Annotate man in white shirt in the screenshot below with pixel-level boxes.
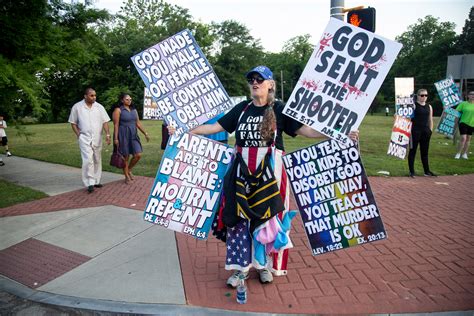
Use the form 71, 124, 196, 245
0, 114, 12, 157
69, 88, 111, 193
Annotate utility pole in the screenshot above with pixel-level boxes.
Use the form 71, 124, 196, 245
280, 70, 284, 102
330, 0, 345, 21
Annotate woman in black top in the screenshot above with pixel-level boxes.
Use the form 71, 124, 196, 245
408, 89, 436, 177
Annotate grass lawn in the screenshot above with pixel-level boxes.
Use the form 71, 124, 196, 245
0, 179, 48, 208
5, 116, 473, 177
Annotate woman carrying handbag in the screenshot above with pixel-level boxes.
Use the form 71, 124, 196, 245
110, 143, 126, 169
112, 93, 150, 183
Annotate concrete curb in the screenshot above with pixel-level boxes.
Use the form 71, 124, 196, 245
1, 276, 285, 315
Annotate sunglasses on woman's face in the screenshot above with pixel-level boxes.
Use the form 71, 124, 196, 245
247, 77, 265, 84
418, 94, 428, 97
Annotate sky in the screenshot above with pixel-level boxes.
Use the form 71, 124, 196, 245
94, 0, 472, 52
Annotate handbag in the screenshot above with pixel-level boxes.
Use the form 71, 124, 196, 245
110, 144, 126, 169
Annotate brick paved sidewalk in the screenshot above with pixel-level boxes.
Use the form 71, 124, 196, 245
1, 175, 473, 314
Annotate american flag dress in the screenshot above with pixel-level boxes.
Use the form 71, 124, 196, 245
225, 145, 291, 276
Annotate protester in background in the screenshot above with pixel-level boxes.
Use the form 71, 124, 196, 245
113, 93, 150, 183
204, 112, 228, 144
454, 90, 474, 159
408, 89, 436, 177
169, 65, 359, 287
161, 122, 169, 150
0, 114, 12, 157
69, 88, 111, 193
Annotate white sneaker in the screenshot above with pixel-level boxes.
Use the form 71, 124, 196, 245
258, 268, 274, 284
226, 271, 249, 288
6, 151, 11, 157
462, 153, 468, 159
454, 153, 461, 159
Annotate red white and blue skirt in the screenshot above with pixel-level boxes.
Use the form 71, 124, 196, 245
224, 146, 292, 276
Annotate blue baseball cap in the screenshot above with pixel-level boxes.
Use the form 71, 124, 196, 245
246, 65, 273, 80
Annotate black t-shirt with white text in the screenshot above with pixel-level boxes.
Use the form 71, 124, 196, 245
218, 100, 302, 150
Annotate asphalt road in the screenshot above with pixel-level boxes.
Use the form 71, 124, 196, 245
0, 291, 130, 316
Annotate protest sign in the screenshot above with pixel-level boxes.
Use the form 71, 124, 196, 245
388, 78, 414, 159
282, 139, 386, 255
143, 133, 233, 239
131, 29, 233, 136
282, 18, 402, 144
387, 115, 412, 159
143, 87, 163, 120
434, 77, 462, 109
436, 107, 461, 139
394, 77, 415, 118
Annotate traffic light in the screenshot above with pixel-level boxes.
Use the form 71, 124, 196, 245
347, 7, 376, 32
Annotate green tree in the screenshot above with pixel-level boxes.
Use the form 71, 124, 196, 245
0, 0, 109, 121
210, 20, 264, 96
380, 16, 458, 115
264, 34, 313, 101
0, 0, 53, 118
88, 0, 214, 115
456, 6, 474, 54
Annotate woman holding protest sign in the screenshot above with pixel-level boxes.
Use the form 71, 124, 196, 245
408, 89, 436, 177
169, 65, 358, 287
113, 93, 150, 183
454, 91, 474, 159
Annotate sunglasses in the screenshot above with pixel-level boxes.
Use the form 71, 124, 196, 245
418, 94, 428, 97
247, 77, 265, 84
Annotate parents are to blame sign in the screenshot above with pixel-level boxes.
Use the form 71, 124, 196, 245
143, 133, 233, 239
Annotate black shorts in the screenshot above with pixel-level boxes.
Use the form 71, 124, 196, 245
459, 122, 474, 136
1, 136, 7, 146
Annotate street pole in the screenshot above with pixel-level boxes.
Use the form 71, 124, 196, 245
280, 70, 284, 102
330, 0, 345, 21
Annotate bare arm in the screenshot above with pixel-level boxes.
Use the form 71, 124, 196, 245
71, 123, 80, 138
429, 105, 434, 131
167, 122, 225, 135
112, 108, 120, 145
103, 121, 111, 145
296, 125, 360, 141
135, 116, 150, 142
295, 125, 327, 138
